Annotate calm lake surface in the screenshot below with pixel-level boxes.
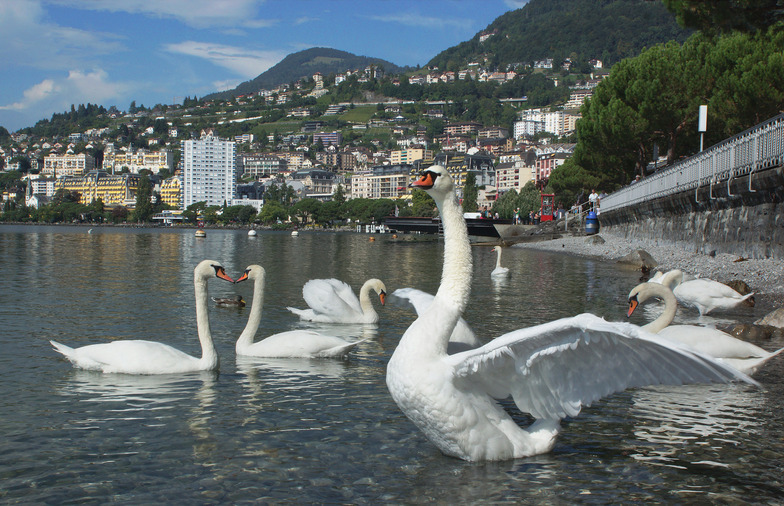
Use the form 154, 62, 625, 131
1, 224, 783, 503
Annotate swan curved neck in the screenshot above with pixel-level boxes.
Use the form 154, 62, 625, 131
236, 271, 265, 352
435, 189, 472, 314
640, 283, 678, 333
495, 248, 503, 269
194, 273, 219, 370
358, 281, 376, 316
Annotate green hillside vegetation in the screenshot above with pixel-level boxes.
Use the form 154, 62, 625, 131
339, 105, 377, 123
428, 0, 692, 71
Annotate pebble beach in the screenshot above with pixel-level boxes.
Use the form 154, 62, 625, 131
514, 230, 784, 300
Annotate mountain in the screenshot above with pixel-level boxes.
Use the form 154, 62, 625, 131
203, 47, 408, 101
427, 0, 692, 70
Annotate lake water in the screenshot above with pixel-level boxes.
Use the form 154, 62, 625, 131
1, 224, 783, 503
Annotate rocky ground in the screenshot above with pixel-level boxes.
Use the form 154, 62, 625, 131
512, 227, 784, 306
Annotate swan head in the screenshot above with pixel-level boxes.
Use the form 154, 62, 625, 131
410, 165, 454, 198
627, 282, 670, 317
235, 264, 265, 284
196, 259, 235, 283
366, 278, 387, 306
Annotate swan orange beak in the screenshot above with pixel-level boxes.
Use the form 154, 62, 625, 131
410, 171, 436, 189
379, 290, 386, 306
234, 269, 250, 284
213, 265, 235, 283
627, 295, 639, 318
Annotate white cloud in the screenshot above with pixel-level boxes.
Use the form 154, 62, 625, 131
0, 69, 129, 114
46, 0, 276, 29
164, 41, 284, 78
366, 12, 473, 30
0, 1, 124, 70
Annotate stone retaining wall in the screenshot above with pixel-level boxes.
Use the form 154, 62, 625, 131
599, 166, 784, 260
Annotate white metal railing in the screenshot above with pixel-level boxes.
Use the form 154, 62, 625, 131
600, 113, 784, 212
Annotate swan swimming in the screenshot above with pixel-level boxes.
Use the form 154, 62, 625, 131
656, 269, 755, 315
286, 278, 386, 324
235, 265, 366, 358
50, 260, 235, 374
490, 245, 510, 278
385, 166, 754, 462
628, 281, 783, 375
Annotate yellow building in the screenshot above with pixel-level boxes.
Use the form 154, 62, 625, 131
390, 147, 433, 165
159, 176, 182, 209
43, 153, 95, 177
55, 171, 140, 207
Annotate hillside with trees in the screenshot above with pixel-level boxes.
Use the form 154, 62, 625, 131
203, 48, 408, 101
549, 16, 784, 204
428, 0, 692, 71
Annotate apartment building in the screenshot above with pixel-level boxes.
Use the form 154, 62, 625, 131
182, 130, 236, 208
43, 152, 95, 177
350, 165, 410, 200
313, 131, 343, 147
444, 122, 482, 136
240, 154, 287, 178
389, 147, 433, 165
29, 176, 57, 197
103, 148, 174, 174
55, 171, 140, 206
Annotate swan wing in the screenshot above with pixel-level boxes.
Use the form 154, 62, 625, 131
239, 330, 365, 358
302, 279, 362, 318
391, 288, 481, 347
445, 313, 754, 420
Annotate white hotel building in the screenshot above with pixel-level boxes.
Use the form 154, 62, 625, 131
182, 130, 236, 208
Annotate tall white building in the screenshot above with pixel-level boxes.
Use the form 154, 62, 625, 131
182, 130, 236, 208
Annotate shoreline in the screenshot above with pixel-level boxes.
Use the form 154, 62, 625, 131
513, 230, 784, 299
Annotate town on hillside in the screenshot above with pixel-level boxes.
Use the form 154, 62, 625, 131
0, 57, 608, 225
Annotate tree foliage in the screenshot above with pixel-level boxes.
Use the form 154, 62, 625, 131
663, 0, 784, 34
556, 26, 784, 197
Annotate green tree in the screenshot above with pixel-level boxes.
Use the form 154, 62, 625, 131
410, 189, 436, 217
462, 172, 478, 212
132, 175, 154, 222
663, 0, 783, 33
291, 198, 321, 226
258, 201, 288, 223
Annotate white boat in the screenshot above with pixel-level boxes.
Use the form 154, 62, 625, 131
248, 229, 257, 236
291, 230, 299, 237
195, 229, 206, 238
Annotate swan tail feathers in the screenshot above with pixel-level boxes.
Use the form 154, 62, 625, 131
50, 340, 74, 357
286, 307, 312, 320
316, 338, 368, 358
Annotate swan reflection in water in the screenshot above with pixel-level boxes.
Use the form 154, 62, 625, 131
60, 369, 218, 407
58, 370, 218, 459
628, 383, 764, 465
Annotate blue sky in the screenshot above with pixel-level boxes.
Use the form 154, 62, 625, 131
0, 0, 529, 133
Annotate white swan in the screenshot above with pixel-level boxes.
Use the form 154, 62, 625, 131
235, 265, 366, 358
390, 287, 481, 354
286, 278, 386, 324
50, 260, 235, 374
628, 281, 783, 375
657, 269, 755, 315
385, 166, 754, 462
490, 245, 510, 278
